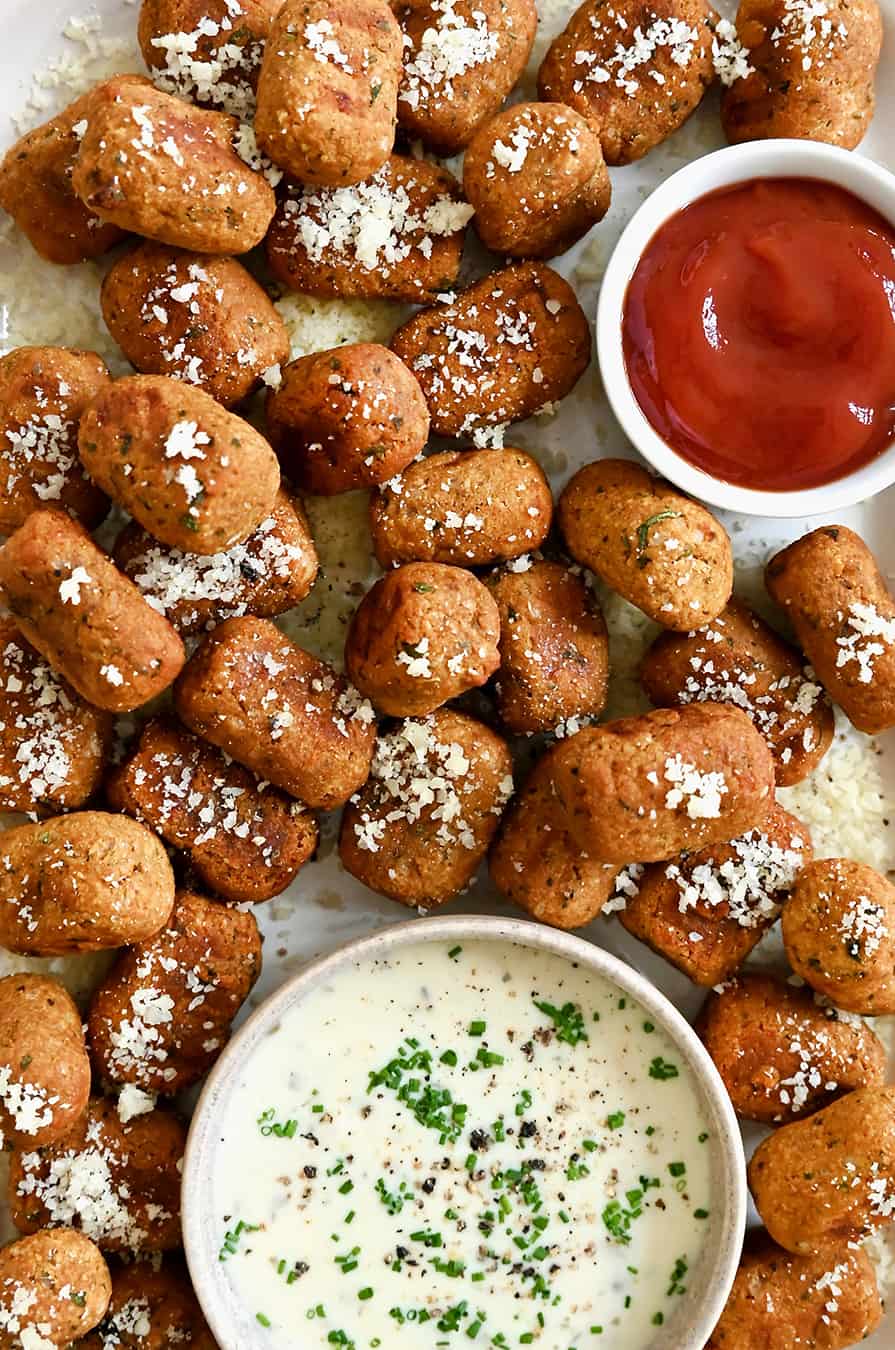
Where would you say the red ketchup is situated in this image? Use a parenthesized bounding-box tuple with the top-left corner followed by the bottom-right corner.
(622, 178, 895, 492)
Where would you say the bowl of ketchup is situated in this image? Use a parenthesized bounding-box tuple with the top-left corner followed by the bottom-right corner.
(597, 140, 895, 517)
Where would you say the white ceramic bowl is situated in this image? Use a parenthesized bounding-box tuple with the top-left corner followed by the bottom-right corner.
(597, 140, 895, 518)
(183, 914, 747, 1350)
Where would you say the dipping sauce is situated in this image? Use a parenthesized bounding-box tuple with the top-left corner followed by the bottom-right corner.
(214, 939, 714, 1348)
(622, 178, 895, 492)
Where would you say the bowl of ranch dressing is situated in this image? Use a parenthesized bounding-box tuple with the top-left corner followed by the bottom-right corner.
(183, 916, 746, 1350)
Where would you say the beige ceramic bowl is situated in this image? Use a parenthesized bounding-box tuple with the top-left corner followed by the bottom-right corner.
(182, 915, 747, 1349)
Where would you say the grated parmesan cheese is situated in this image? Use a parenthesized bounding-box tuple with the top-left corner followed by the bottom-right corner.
(667, 827, 806, 928)
(572, 11, 702, 97)
(125, 514, 310, 634)
(149, 1, 264, 120)
(400, 0, 500, 111)
(351, 717, 512, 854)
(835, 602, 895, 685)
(280, 169, 473, 272)
(663, 754, 727, 819)
(58, 566, 91, 606)
(711, 17, 753, 85)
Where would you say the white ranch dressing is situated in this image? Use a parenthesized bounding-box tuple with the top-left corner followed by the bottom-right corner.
(214, 940, 714, 1348)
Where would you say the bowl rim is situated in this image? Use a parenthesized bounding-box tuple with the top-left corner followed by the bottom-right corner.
(182, 913, 748, 1350)
(596, 139, 895, 518)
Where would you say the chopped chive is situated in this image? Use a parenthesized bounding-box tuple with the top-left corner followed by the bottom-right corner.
(649, 1057, 679, 1081)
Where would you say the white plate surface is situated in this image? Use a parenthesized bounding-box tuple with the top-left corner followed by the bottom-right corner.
(0, 1, 893, 1344)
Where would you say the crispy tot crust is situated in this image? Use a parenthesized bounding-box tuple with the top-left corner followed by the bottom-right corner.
(391, 263, 591, 438)
(0, 812, 175, 957)
(266, 155, 470, 302)
(782, 858, 895, 1015)
(79, 375, 280, 556)
(107, 716, 318, 903)
(721, 0, 882, 149)
(696, 972, 886, 1123)
(0, 617, 112, 814)
(463, 102, 610, 258)
(558, 458, 733, 630)
(554, 703, 776, 864)
(100, 243, 289, 408)
(370, 449, 553, 569)
(619, 802, 810, 984)
(256, 0, 402, 186)
(747, 1086, 895, 1254)
(175, 616, 376, 809)
(0, 346, 110, 534)
(0, 80, 141, 264)
(9, 1097, 185, 1254)
(398, 0, 537, 153)
(538, 0, 718, 165)
(642, 599, 834, 784)
(487, 559, 608, 734)
(0, 508, 185, 713)
(706, 1231, 882, 1349)
(72, 77, 275, 253)
(88, 890, 261, 1093)
(340, 709, 513, 907)
(81, 1256, 216, 1349)
(345, 563, 501, 717)
(0, 974, 91, 1149)
(490, 746, 620, 928)
(765, 525, 895, 734)
(266, 345, 429, 494)
(138, 0, 281, 110)
(113, 486, 318, 637)
(0, 1229, 111, 1346)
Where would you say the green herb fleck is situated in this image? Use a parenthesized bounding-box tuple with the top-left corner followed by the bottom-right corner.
(376, 1178, 409, 1215)
(636, 510, 682, 555)
(219, 1219, 259, 1261)
(533, 998, 588, 1046)
(649, 1057, 679, 1081)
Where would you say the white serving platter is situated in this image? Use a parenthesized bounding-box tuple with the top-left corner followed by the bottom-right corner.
(0, 0, 893, 1343)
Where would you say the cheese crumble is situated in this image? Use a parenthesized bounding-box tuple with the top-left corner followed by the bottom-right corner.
(572, 10, 702, 97)
(126, 514, 310, 633)
(0, 638, 83, 807)
(149, 0, 264, 120)
(667, 828, 807, 928)
(400, 0, 500, 110)
(351, 717, 512, 854)
(835, 602, 895, 685)
(711, 17, 754, 85)
(58, 566, 92, 606)
(663, 754, 727, 819)
(280, 169, 474, 272)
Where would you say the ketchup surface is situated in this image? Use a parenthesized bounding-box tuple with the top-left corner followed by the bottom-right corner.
(622, 178, 895, 492)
